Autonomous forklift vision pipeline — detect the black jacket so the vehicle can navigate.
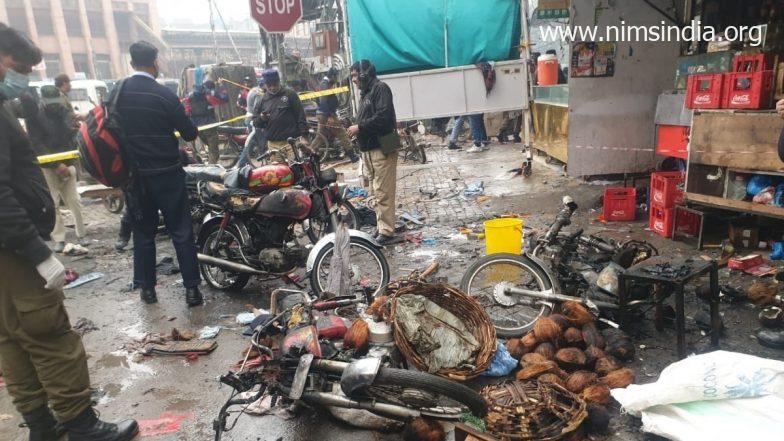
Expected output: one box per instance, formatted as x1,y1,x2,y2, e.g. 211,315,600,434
116,74,198,171
317,78,339,117
0,93,56,265
356,78,397,152
253,87,308,142
20,95,78,168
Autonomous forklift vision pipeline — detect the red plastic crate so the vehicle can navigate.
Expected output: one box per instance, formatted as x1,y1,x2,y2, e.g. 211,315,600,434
603,188,637,222
673,207,701,237
723,70,775,109
656,125,690,159
686,74,725,109
649,204,674,238
650,171,685,209
732,53,776,73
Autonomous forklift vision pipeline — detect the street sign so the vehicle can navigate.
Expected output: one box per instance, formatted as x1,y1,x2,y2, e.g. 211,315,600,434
250,0,303,33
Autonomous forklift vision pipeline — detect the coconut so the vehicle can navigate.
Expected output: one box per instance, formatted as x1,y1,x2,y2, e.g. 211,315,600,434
521,332,539,351
585,404,611,434
583,346,605,368
605,338,635,361
403,417,446,441
533,316,561,342
594,356,621,376
581,322,605,349
555,347,587,371
521,352,548,366
534,342,556,360
549,313,570,330
581,384,611,405
563,327,585,348
601,368,635,389
537,373,565,387
516,361,559,381
505,338,527,360
565,371,598,394
561,301,594,326
343,319,370,354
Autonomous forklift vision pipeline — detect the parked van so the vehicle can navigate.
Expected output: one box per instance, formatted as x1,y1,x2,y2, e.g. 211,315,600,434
28,79,109,114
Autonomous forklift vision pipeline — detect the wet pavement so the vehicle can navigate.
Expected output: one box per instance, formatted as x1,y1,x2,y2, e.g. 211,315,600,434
2,140,783,440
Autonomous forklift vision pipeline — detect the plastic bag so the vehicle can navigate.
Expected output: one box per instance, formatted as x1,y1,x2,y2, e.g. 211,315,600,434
775,183,784,207
482,341,518,377
771,242,784,261
747,175,773,196
611,351,784,441
752,186,775,205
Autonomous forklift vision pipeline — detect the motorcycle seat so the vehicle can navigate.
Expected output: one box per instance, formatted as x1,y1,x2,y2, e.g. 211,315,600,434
204,181,250,201
184,165,226,184
217,126,247,135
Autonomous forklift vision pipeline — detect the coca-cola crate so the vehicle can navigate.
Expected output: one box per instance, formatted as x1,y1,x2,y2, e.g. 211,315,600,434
603,188,636,222
650,171,685,209
723,70,775,109
732,53,776,73
649,203,674,238
685,73,725,109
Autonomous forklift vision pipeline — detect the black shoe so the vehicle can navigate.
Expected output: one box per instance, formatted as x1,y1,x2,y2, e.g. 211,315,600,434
347,151,360,163
140,288,157,304
757,329,784,349
447,142,460,150
64,407,138,441
497,135,506,144
374,234,396,246
22,406,66,441
185,286,203,307
513,135,522,143
114,237,129,252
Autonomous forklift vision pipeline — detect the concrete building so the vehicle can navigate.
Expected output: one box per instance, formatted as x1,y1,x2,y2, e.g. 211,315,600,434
0,0,163,80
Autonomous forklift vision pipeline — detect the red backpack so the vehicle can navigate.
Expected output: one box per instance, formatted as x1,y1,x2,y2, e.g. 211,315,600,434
76,80,132,187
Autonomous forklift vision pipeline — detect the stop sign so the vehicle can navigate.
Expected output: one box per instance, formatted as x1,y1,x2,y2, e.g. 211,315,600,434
250,0,303,33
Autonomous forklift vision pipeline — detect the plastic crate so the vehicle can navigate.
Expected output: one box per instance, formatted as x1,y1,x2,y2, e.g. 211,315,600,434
650,204,674,238
686,73,725,109
673,206,701,237
603,188,637,222
650,171,685,209
723,70,776,109
732,53,776,73
655,125,690,159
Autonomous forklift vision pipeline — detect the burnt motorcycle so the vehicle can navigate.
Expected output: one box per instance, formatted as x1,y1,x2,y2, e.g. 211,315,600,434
194,158,390,295
213,289,487,440
460,196,657,337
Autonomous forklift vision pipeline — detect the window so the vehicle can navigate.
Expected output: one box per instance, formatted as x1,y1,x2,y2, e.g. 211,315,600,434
43,54,61,79
112,2,128,11
73,54,90,76
64,10,83,37
94,54,112,79
5,7,29,37
34,9,55,36
95,86,109,103
68,89,90,102
87,11,105,37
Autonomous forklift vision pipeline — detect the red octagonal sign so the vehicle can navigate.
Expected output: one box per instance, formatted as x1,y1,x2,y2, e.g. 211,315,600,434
250,0,303,33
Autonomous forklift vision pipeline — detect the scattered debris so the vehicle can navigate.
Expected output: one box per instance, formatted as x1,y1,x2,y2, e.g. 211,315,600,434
144,340,217,356
236,312,256,325
64,272,104,290
199,326,221,339
155,256,180,275
463,181,485,197
65,269,79,284
73,318,99,336
62,243,89,256
138,412,194,437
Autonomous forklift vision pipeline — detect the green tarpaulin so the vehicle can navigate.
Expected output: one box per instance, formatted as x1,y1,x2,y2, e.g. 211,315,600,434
347,0,521,75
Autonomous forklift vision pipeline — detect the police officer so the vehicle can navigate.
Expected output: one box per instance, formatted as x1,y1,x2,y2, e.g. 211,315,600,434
187,79,226,164
347,60,399,245
0,22,138,441
312,67,358,162
252,69,309,161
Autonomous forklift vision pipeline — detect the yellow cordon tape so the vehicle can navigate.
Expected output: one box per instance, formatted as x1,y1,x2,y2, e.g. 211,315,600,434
37,87,350,165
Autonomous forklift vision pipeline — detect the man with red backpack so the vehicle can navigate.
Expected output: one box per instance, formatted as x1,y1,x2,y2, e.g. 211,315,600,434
114,41,203,307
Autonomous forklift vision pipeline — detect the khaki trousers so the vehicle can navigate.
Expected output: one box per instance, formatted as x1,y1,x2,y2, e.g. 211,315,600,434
267,140,296,162
311,115,354,154
0,251,92,422
199,128,220,164
42,166,86,243
362,148,398,236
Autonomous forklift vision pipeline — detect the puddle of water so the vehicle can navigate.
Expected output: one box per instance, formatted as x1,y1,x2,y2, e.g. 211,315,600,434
95,351,155,405
122,322,147,340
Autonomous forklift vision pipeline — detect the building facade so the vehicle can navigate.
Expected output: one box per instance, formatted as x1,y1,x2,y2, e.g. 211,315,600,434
0,0,163,80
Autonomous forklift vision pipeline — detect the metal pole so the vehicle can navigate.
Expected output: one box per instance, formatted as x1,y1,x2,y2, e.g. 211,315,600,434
339,0,357,116
212,0,243,62
208,0,219,63
521,0,533,149
277,34,286,84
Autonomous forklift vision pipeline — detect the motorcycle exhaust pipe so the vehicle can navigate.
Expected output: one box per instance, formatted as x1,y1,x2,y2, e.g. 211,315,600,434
300,391,421,420
197,253,265,275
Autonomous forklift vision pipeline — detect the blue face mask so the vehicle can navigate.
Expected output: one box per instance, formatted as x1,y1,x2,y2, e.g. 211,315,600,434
0,68,30,99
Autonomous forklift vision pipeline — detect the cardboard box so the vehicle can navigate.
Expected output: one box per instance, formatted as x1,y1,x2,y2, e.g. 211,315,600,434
538,0,570,10
728,224,759,249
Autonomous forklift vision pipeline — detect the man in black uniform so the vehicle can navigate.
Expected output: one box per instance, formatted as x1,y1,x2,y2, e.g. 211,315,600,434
252,69,309,160
115,41,203,306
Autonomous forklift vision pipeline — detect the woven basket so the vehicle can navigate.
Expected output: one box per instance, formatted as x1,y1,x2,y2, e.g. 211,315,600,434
481,381,587,441
389,282,496,381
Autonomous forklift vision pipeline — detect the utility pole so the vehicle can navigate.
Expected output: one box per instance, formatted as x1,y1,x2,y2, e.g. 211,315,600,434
276,33,286,85
208,0,219,63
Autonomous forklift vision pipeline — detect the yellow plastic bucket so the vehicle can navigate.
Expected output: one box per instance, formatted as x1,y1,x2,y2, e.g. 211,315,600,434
484,218,524,255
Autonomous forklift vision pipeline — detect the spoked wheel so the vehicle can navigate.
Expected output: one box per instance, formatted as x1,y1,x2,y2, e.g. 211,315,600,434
198,223,250,291
103,194,124,213
304,201,360,244
362,368,487,420
460,253,553,338
310,237,389,299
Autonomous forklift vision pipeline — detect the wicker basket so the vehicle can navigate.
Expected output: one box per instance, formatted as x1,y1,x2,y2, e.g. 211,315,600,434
389,282,496,381
481,381,588,441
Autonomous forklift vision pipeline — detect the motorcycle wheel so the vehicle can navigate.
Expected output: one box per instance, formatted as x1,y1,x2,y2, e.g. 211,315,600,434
365,367,487,419
197,223,251,291
304,200,360,244
103,194,124,214
309,237,390,299
460,253,553,338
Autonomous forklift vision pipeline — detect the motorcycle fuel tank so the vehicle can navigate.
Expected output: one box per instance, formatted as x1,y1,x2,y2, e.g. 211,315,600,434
256,189,312,220
247,164,295,192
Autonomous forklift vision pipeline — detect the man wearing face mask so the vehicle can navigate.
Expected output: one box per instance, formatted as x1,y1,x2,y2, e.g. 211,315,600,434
0,23,139,441
114,41,203,307
252,69,309,161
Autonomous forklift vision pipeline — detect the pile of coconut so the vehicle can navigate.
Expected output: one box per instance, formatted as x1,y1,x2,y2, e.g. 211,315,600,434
505,301,636,434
